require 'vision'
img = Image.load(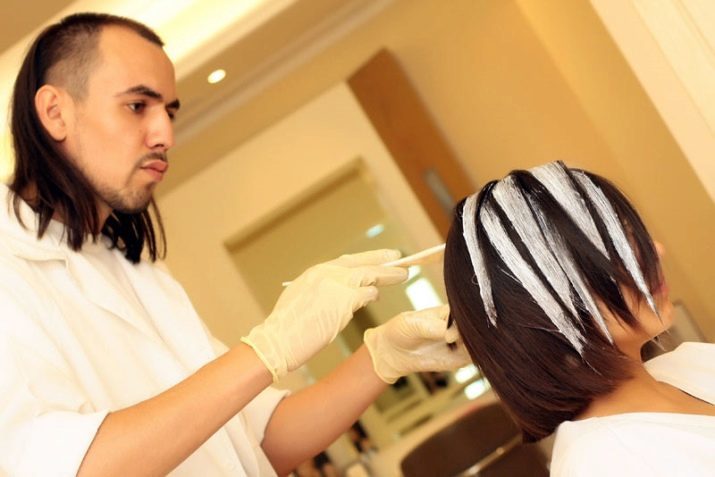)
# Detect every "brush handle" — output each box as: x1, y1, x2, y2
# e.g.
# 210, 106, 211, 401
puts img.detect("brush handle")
381, 243, 446, 267
281, 244, 445, 287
